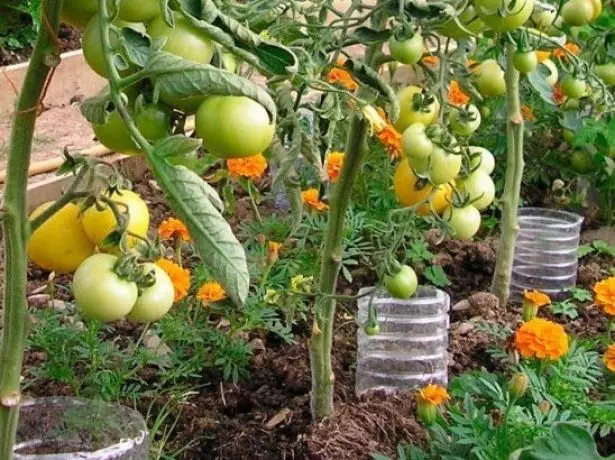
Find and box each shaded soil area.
[0,24,81,67]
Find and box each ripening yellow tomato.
[395,86,440,133]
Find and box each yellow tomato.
[394,159,452,216]
[394,86,440,133]
[28,202,95,274]
[418,184,453,216]
[81,189,149,247]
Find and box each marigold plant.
[448,81,470,106]
[301,188,328,211]
[325,151,345,183]
[417,384,450,406]
[157,258,190,302]
[158,217,190,241]
[536,50,551,62]
[197,281,227,304]
[326,67,358,91]
[267,241,282,264]
[520,105,536,121]
[422,55,439,68]
[227,154,268,181]
[514,318,569,360]
[553,42,580,59]
[524,290,551,307]
[594,277,615,315]
[603,344,615,372]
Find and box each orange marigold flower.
[377,124,402,159]
[536,50,551,63]
[594,276,615,315]
[197,281,226,304]
[553,42,580,59]
[417,384,450,406]
[326,151,345,183]
[227,154,268,181]
[603,344,615,372]
[524,290,551,307]
[466,59,477,68]
[422,55,439,68]
[301,188,328,212]
[553,84,566,105]
[267,241,282,264]
[158,217,190,242]
[326,68,359,91]
[156,258,190,302]
[514,318,569,360]
[448,81,470,106]
[521,105,536,121]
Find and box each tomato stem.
[0,0,64,455]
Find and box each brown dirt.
[0,24,81,67]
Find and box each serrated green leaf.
[152,135,202,159]
[120,27,149,68]
[527,67,556,106]
[352,27,393,45]
[159,0,174,26]
[80,89,113,125]
[147,155,248,305]
[147,51,277,121]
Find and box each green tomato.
[449,104,481,137]
[460,169,495,210]
[477,0,534,32]
[402,123,434,159]
[513,51,538,73]
[443,205,482,240]
[561,0,594,26]
[560,75,587,98]
[61,0,98,28]
[126,263,175,323]
[385,265,418,299]
[562,129,575,144]
[118,0,160,22]
[72,254,138,322]
[475,60,506,97]
[428,147,462,185]
[569,150,594,173]
[364,323,381,336]
[195,96,276,159]
[389,33,424,65]
[436,5,486,39]
[595,62,615,86]
[82,15,145,77]
[531,7,557,29]
[540,59,559,86]
[395,86,440,133]
[469,146,495,174]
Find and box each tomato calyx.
[114,255,157,292]
[411,90,438,113]
[364,297,380,336]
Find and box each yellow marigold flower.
[156,258,190,302]
[594,276,615,315]
[158,217,190,242]
[264,288,280,305]
[291,274,313,293]
[227,154,268,181]
[267,241,282,264]
[301,188,328,211]
[326,67,359,91]
[514,318,569,360]
[553,42,580,59]
[417,384,450,406]
[422,55,439,68]
[524,290,551,307]
[536,50,551,62]
[603,344,615,372]
[448,81,470,106]
[197,281,226,304]
[520,105,536,121]
[377,124,402,159]
[326,151,345,183]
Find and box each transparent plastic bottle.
[356,286,450,396]
[14,397,149,459]
[511,207,584,300]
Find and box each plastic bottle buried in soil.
[13,397,149,459]
[355,286,450,396]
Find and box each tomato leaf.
[527,66,556,106]
[351,27,393,45]
[153,135,202,159]
[81,89,113,125]
[147,51,277,121]
[120,27,149,68]
[159,0,174,27]
[147,154,248,305]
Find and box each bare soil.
[0,25,81,67]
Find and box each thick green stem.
[309,114,369,419]
[0,1,63,456]
[491,43,525,307]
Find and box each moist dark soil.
[0,24,81,67]
[8,170,615,459]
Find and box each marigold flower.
[422,55,439,68]
[553,84,566,105]
[301,188,328,211]
[291,274,313,293]
[520,105,536,121]
[227,154,268,181]
[325,151,345,183]
[156,258,190,302]
[448,81,470,106]
[326,67,359,91]
[553,42,580,59]
[264,288,280,305]
[417,384,450,406]
[514,318,569,360]
[377,124,402,159]
[197,281,226,304]
[594,276,615,315]
[466,59,477,68]
[524,290,551,307]
[267,241,282,264]
[536,50,551,63]
[362,105,388,134]
[158,217,190,242]
[603,344,615,372]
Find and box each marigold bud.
[416,400,438,425]
[508,373,529,398]
[538,400,551,414]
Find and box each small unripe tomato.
[443,205,482,240]
[389,33,424,65]
[402,123,434,159]
[127,263,175,323]
[513,51,538,73]
[560,74,587,99]
[449,104,481,137]
[385,265,418,299]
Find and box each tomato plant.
[117,0,159,22]
[61,0,97,27]
[469,146,496,174]
[395,86,440,132]
[476,0,534,32]
[443,205,482,240]
[126,263,175,322]
[513,51,538,74]
[428,147,462,185]
[385,265,418,299]
[402,123,434,159]
[460,169,496,211]
[449,104,482,137]
[389,33,423,65]
[474,60,506,97]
